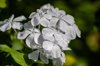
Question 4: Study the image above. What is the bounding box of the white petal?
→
[40,53,49,64]
[33,33,40,44]
[47,8,58,17]
[31,44,41,49]
[34,28,40,33]
[37,9,43,13]
[26,34,34,48]
[28,50,39,61]
[26,35,41,49]
[12,22,23,30]
[0,19,8,24]
[58,20,70,33]
[59,10,65,15]
[54,8,61,17]
[8,14,14,23]
[40,17,50,27]
[0,22,11,32]
[38,34,44,44]
[66,47,71,50]
[51,44,61,58]
[58,21,77,40]
[52,58,63,66]
[73,24,81,38]
[29,28,40,33]
[60,33,70,43]
[31,15,40,26]
[17,30,31,39]
[60,52,65,63]
[24,21,33,30]
[43,41,54,52]
[29,12,36,18]
[44,14,52,20]
[42,28,55,41]
[52,52,65,66]
[54,33,68,50]
[69,26,77,39]
[50,17,58,27]
[62,14,75,25]
[13,16,26,22]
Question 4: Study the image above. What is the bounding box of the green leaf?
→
[0,0,7,8]
[0,45,28,66]
[10,33,24,50]
[11,39,24,50]
[0,44,11,52]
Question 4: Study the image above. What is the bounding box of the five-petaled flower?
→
[0,14,26,32]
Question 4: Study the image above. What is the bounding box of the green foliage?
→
[74,58,88,66]
[0,0,7,8]
[10,34,24,50]
[0,45,28,66]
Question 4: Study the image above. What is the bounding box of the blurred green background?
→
[0,0,100,66]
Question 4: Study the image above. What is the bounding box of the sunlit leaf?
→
[12,39,24,50]
[0,0,7,8]
[74,58,88,66]
[0,45,28,66]
[86,27,99,52]
[64,55,76,66]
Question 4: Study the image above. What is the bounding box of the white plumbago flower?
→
[43,41,62,58]
[18,29,41,49]
[58,20,81,40]
[42,28,71,50]
[0,14,26,32]
[42,40,66,65]
[29,4,81,39]
[18,21,43,49]
[52,52,65,66]
[28,49,49,64]
[39,4,81,39]
[19,4,81,66]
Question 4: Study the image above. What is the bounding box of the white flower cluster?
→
[0,14,26,32]
[0,4,81,66]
